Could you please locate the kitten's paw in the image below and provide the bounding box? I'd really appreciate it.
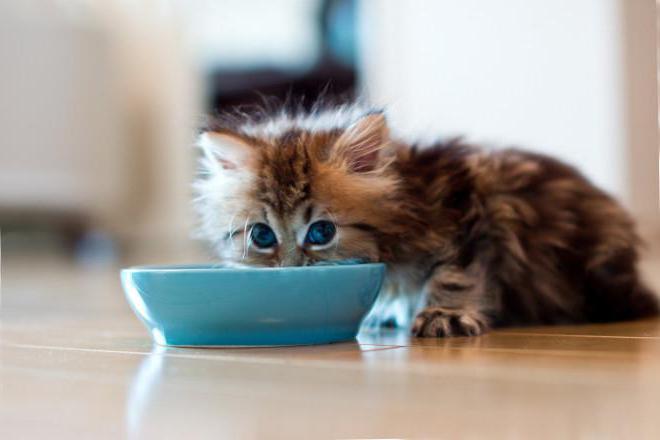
[412,307,488,337]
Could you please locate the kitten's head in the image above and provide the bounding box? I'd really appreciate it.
[194,104,402,266]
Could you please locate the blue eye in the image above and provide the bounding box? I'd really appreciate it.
[250,223,277,248]
[305,220,336,245]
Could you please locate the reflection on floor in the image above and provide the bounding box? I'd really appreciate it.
[1,247,659,439]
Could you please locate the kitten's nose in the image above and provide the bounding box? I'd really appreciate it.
[278,252,305,267]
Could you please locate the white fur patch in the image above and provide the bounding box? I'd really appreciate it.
[239,103,378,139]
[193,136,257,252]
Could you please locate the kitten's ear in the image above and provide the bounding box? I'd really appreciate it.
[332,112,389,172]
[197,131,256,170]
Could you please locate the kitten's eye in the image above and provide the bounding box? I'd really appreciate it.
[305,220,336,245]
[250,223,277,248]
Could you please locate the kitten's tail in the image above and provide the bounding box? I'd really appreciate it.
[585,271,659,322]
[619,282,660,320]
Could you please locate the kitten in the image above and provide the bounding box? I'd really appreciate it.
[194,102,659,337]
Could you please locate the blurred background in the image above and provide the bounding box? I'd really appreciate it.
[0,0,658,269]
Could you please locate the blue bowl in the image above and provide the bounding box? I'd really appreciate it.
[121,263,385,346]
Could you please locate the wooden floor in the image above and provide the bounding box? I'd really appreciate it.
[1,250,659,439]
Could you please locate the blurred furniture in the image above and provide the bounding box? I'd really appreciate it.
[0,15,126,228]
[206,0,357,111]
[0,2,199,258]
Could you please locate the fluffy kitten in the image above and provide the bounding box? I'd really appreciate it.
[194,103,659,337]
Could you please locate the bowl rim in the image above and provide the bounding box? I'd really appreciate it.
[121,262,386,274]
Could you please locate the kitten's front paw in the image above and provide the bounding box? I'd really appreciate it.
[412,307,488,337]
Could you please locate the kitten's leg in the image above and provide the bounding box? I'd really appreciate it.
[412,263,492,337]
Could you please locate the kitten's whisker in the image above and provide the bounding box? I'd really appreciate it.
[242,213,251,260]
[226,214,237,251]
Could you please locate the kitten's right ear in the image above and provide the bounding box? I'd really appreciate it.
[197,131,256,170]
[331,112,389,173]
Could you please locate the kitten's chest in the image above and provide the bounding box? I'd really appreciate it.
[386,262,427,296]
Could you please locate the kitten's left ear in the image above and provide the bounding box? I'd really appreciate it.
[332,111,389,172]
[197,131,256,171]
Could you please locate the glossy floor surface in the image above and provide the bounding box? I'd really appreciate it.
[2,250,660,439]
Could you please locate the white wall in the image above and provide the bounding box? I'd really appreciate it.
[359,0,658,226]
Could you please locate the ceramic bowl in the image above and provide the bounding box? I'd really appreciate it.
[121,263,385,346]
